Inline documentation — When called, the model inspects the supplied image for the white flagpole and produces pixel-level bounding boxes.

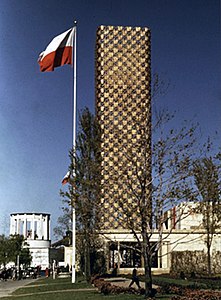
[72,20,77,284]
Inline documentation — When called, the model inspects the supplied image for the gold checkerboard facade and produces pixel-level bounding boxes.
[95,25,151,230]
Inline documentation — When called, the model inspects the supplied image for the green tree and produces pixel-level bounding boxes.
[19,248,32,267]
[74,107,102,280]
[56,107,103,281]
[0,235,11,267]
[193,153,221,275]
[9,234,24,260]
[0,234,32,267]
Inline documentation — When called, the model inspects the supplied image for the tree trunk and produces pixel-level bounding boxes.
[142,232,153,298]
[85,245,91,281]
[84,233,91,282]
[207,236,212,276]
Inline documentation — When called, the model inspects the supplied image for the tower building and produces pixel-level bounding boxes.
[95,25,151,231]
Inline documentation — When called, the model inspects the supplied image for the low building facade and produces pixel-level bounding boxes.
[100,202,221,275]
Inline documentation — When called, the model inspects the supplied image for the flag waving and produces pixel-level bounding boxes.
[62,171,71,185]
[38,28,75,72]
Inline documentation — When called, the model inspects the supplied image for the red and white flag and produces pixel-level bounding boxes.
[38,28,75,72]
[62,171,71,185]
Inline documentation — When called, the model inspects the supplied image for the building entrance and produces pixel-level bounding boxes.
[109,241,158,269]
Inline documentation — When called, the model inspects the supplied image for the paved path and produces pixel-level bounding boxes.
[105,277,139,288]
[0,279,96,298]
[0,279,37,298]
[105,277,158,289]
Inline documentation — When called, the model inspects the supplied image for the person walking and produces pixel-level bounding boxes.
[129,268,141,288]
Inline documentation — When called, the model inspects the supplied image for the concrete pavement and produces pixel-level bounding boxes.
[104,277,158,289]
[0,278,37,298]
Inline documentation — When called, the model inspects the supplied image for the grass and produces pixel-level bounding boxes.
[0,277,145,300]
[152,274,221,290]
[13,277,92,295]
[7,274,220,300]
[153,275,197,286]
[1,276,193,300]
[2,291,144,300]
[6,273,221,300]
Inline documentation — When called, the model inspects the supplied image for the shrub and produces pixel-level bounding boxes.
[170,288,221,299]
[92,277,145,295]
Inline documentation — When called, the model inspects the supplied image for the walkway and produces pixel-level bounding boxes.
[105,277,158,289]
[0,279,37,298]
[0,279,96,298]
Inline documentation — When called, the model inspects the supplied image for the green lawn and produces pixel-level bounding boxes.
[12,277,92,295]
[3,274,220,300]
[19,294,171,300]
[0,277,180,300]
[3,291,144,300]
[152,274,221,290]
[0,277,148,300]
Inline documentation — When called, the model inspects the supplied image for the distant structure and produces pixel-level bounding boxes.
[10,213,51,270]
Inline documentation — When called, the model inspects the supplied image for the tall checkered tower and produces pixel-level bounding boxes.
[95,25,151,230]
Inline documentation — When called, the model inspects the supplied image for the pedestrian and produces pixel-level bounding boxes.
[2,268,7,281]
[129,268,141,288]
[12,268,17,280]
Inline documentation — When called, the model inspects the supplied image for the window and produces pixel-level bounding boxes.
[109,242,141,268]
[109,241,158,268]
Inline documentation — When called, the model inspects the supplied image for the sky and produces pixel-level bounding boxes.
[0,0,220,240]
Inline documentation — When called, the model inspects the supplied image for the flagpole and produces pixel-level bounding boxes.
[72,20,77,284]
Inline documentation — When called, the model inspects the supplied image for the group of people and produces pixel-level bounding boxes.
[0,267,40,281]
[0,267,20,281]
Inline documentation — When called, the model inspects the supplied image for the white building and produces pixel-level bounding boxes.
[10,213,51,270]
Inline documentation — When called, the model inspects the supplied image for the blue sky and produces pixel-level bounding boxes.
[0,0,220,240]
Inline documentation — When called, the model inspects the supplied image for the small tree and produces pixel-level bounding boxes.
[152,111,198,236]
[54,212,72,239]
[193,153,221,275]
[116,107,198,297]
